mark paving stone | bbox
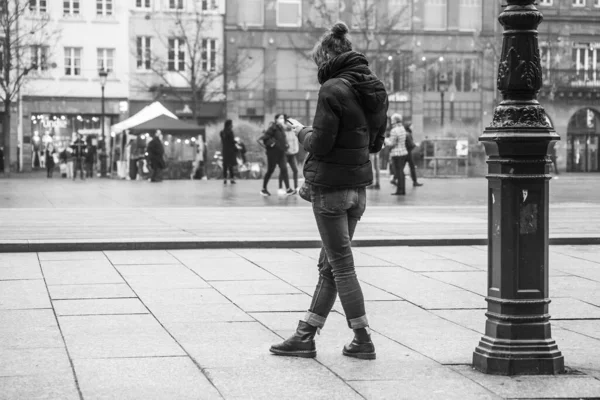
[421,271,487,296]
[169,249,239,260]
[349,376,501,400]
[212,280,302,297]
[554,319,600,340]
[53,298,148,316]
[552,297,600,319]
[0,373,80,400]
[251,263,319,287]
[38,251,107,261]
[359,267,485,309]
[41,260,124,285]
[0,253,39,268]
[170,321,283,368]
[0,347,72,377]
[115,263,193,277]
[58,314,185,359]
[136,287,231,306]
[47,283,136,300]
[184,258,276,281]
[232,248,311,263]
[104,250,180,265]
[0,309,63,349]
[387,258,479,272]
[249,311,307,332]
[149,303,253,324]
[124,272,211,290]
[206,361,363,400]
[228,293,312,313]
[552,327,600,374]
[0,263,43,280]
[551,276,600,306]
[0,280,50,309]
[430,309,486,334]
[452,364,600,399]
[367,301,482,364]
[74,357,222,400]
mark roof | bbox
[110,102,177,133]
[128,114,202,133]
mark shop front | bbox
[566,108,600,173]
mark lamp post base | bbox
[473,336,564,376]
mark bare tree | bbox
[132,4,250,124]
[0,0,57,172]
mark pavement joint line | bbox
[35,252,85,400]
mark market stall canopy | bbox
[110,101,177,134]
[129,114,202,133]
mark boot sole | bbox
[269,348,316,358]
[343,349,376,360]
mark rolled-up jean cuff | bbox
[348,315,369,329]
[303,312,326,329]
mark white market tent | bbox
[110,101,177,134]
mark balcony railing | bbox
[544,68,600,89]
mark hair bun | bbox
[331,22,349,38]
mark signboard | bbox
[388,92,411,102]
[456,140,469,157]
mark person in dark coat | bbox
[45,143,56,178]
[270,22,388,360]
[70,134,87,180]
[403,123,423,187]
[220,120,238,184]
[146,130,165,182]
[258,114,293,196]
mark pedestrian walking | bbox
[70,134,87,180]
[386,114,409,195]
[191,136,205,180]
[270,22,388,360]
[220,120,237,184]
[45,143,56,178]
[279,122,300,192]
[404,123,423,187]
[147,130,166,182]
[258,114,294,196]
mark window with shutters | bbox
[136,36,152,70]
[423,0,447,30]
[277,0,301,27]
[238,0,263,26]
[201,39,217,72]
[458,0,481,31]
[30,46,49,71]
[63,0,80,16]
[29,0,47,13]
[97,48,114,73]
[64,47,82,76]
[168,38,186,72]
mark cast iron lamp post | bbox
[472,0,564,375]
[99,68,108,177]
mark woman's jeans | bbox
[263,149,289,190]
[303,186,369,330]
[279,154,298,189]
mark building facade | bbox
[17,0,130,172]
[129,0,226,126]
[224,0,498,143]
[536,0,600,173]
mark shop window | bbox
[389,0,411,30]
[136,0,151,9]
[458,0,481,31]
[572,0,585,6]
[29,0,47,13]
[352,0,377,30]
[136,36,152,71]
[63,0,80,16]
[238,0,263,27]
[423,0,447,30]
[97,48,114,73]
[168,38,185,72]
[64,47,81,76]
[572,44,599,84]
[277,0,301,27]
[96,0,112,16]
[425,56,480,92]
[201,39,217,72]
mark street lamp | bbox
[98,68,108,177]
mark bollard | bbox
[472,0,564,375]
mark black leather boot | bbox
[269,320,318,358]
[343,328,376,360]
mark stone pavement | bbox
[1,246,600,399]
